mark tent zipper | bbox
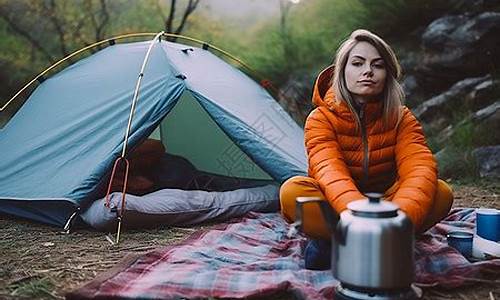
[359,104,369,186]
[63,207,80,233]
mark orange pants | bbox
[280,176,454,240]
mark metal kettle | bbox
[296,193,415,298]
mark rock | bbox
[413,75,490,123]
[466,78,500,111]
[399,50,421,72]
[401,75,420,106]
[419,12,500,87]
[422,15,469,50]
[458,0,500,14]
[401,75,418,96]
[472,100,500,122]
[472,145,500,178]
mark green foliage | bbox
[8,277,56,299]
[109,0,163,33]
[183,11,246,54]
[1,0,494,127]
[435,117,499,180]
[450,121,474,149]
[436,145,477,180]
[232,0,470,88]
[3,0,468,104]
[0,0,172,109]
[436,120,478,179]
[237,0,365,84]
[0,7,54,103]
[433,117,477,179]
[0,0,103,104]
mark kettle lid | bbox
[347,193,399,218]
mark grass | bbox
[8,277,56,300]
[0,181,498,300]
[425,96,500,180]
[436,145,478,180]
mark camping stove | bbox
[334,284,417,300]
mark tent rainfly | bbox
[0,33,307,229]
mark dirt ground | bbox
[0,181,498,300]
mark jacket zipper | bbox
[359,104,369,186]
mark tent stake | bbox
[116,216,122,244]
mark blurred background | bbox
[1,0,499,182]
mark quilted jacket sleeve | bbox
[305,107,365,213]
[393,108,438,230]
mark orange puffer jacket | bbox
[305,66,437,230]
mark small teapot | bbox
[296,193,414,291]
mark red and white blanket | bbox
[68,208,500,300]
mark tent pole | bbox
[0,32,157,112]
[120,31,164,157]
[1,32,266,113]
[114,31,165,244]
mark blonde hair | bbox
[332,29,404,129]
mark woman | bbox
[280,29,454,269]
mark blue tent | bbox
[0,37,307,228]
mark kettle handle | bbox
[295,197,339,235]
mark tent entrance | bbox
[150,91,272,181]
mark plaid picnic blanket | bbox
[67,208,500,300]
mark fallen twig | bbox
[105,234,115,245]
[112,245,157,252]
[76,261,119,269]
[33,267,70,274]
[171,227,198,232]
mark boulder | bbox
[472,145,500,178]
[413,75,490,123]
[419,12,500,88]
[401,75,420,107]
[422,14,469,50]
[472,100,500,122]
[466,78,500,111]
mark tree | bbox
[0,0,113,63]
[0,0,203,113]
[156,0,201,41]
[279,0,298,74]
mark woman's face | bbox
[344,41,387,104]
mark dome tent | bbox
[0,33,307,230]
